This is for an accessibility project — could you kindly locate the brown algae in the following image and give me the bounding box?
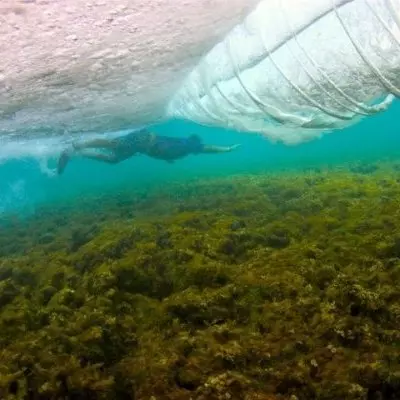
[0,162,399,399]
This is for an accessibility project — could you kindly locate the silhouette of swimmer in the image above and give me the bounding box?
[57,128,240,175]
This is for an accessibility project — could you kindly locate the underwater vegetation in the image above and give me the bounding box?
[0,161,400,400]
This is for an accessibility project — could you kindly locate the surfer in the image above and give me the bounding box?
[57,128,240,175]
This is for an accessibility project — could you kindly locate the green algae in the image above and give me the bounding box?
[0,162,399,399]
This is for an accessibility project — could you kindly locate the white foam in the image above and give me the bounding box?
[0,136,67,164]
[0,126,150,164]
[0,0,260,140]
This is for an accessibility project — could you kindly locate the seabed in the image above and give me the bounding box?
[0,161,399,400]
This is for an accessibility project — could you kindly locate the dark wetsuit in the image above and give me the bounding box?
[57,128,237,175]
[112,129,204,162]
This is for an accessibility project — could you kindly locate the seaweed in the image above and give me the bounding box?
[0,162,399,399]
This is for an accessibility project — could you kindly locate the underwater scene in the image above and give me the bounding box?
[1,107,400,400]
[2,0,400,399]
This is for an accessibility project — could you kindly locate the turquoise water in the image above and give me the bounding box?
[1,100,400,217]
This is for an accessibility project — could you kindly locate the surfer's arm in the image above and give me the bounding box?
[201,144,241,154]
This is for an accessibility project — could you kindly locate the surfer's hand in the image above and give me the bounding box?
[229,144,241,151]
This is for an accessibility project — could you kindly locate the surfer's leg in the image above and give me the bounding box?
[57,149,72,175]
[77,149,122,164]
[57,149,121,175]
[57,138,138,174]
[73,138,118,150]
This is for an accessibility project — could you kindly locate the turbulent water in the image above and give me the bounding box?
[0,0,259,137]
